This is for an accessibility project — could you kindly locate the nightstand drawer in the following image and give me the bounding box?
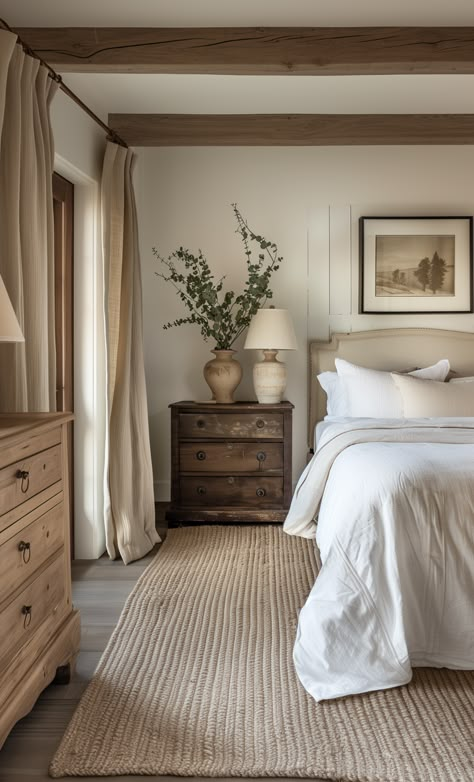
[179,412,283,439]
[179,442,283,473]
[180,476,284,507]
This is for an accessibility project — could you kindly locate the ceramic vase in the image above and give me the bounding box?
[203,349,242,404]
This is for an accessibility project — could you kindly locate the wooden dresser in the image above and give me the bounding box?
[0,413,80,749]
[166,401,293,523]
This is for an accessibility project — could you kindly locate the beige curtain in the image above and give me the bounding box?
[102,141,160,564]
[0,30,58,412]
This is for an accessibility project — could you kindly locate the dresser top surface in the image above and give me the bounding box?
[0,412,74,440]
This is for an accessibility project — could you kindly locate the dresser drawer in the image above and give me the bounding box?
[0,501,65,602]
[0,444,62,520]
[179,412,283,439]
[179,476,284,507]
[0,552,66,673]
[179,441,283,473]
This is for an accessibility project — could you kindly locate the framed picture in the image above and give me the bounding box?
[359,216,473,314]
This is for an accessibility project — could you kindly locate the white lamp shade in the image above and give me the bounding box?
[244,308,297,351]
[0,275,24,342]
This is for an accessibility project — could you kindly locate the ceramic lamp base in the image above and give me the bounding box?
[253,350,287,404]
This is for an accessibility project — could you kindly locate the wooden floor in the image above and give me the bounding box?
[0,519,324,782]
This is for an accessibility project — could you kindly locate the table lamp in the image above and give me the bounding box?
[0,274,24,342]
[244,307,297,403]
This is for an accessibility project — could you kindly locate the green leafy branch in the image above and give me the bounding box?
[153,204,283,349]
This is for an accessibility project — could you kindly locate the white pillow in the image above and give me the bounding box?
[316,371,349,416]
[393,373,474,417]
[317,359,450,418]
[332,358,450,418]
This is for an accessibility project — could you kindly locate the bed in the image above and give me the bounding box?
[284,328,474,702]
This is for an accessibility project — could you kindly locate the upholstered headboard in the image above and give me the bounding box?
[309,328,474,443]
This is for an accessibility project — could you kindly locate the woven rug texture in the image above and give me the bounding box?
[50,525,474,780]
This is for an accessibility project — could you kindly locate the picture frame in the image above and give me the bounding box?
[359,216,473,314]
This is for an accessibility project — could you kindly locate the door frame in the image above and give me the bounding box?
[54,154,106,560]
[53,171,74,553]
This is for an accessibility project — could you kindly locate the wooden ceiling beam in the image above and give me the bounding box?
[108,114,474,146]
[15,27,474,75]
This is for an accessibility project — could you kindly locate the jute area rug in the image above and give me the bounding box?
[50,525,474,780]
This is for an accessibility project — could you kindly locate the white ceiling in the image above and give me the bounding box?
[2,0,474,27]
[3,1,474,127]
[64,74,474,117]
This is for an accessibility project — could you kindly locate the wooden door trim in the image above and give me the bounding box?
[53,172,74,557]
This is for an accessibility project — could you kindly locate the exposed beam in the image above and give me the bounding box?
[108,114,474,146]
[15,27,474,75]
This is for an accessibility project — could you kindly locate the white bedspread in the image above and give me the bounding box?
[284,418,474,701]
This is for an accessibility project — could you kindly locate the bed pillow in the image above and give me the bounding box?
[316,371,349,416]
[393,373,474,417]
[333,358,450,418]
[317,360,450,418]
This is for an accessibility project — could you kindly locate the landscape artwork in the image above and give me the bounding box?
[375,234,455,297]
[359,216,473,314]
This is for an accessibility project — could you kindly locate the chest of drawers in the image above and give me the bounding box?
[0,413,80,749]
[166,401,293,523]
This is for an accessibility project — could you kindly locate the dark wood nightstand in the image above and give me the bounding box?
[166,401,293,523]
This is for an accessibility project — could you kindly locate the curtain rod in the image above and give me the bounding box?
[0,17,128,149]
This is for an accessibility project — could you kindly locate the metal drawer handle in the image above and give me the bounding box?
[197,486,206,495]
[196,451,206,461]
[228,476,235,485]
[196,419,205,428]
[18,540,31,563]
[16,469,30,493]
[256,419,265,429]
[256,451,266,462]
[22,605,32,628]
[256,487,266,498]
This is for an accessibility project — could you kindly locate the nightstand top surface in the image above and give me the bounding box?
[169,400,294,411]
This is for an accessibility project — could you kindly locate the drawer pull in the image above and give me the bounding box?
[18,540,31,563]
[16,469,30,493]
[197,486,206,496]
[196,451,206,461]
[228,477,235,485]
[22,604,32,628]
[196,419,205,429]
[256,419,265,429]
[256,487,266,498]
[256,451,266,462]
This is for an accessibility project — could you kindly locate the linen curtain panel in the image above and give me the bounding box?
[102,141,160,564]
[0,29,57,412]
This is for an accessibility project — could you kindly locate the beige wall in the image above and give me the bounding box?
[136,146,474,500]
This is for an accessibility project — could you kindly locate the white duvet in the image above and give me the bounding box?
[284,418,474,701]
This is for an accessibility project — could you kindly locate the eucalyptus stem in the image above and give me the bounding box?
[153,205,283,349]
[155,272,210,331]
